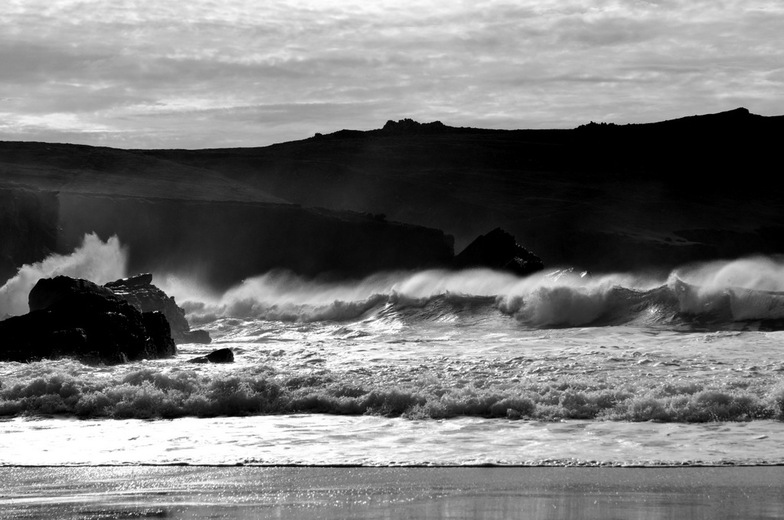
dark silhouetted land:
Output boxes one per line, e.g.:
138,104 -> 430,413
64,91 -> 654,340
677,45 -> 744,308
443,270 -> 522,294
2,107 -> 782,287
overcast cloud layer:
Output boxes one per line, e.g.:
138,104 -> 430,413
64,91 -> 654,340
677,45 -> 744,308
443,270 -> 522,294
1,0 -> 782,148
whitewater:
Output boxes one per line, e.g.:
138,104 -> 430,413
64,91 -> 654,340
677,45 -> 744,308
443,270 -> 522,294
1,235 -> 783,467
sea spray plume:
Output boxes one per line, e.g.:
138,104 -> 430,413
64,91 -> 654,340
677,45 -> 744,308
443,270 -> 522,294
159,270 -> 405,323
391,269 -> 519,299
160,268 -> 520,323
671,256 -> 784,321
673,256 -> 784,292
0,233 -> 127,317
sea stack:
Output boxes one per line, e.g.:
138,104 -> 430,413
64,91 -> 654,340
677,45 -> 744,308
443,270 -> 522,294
453,228 -> 544,276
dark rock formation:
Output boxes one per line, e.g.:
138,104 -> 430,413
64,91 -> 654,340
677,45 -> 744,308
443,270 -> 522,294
28,276 -> 118,312
453,228 -> 544,276
142,311 -> 178,357
381,119 -> 449,134
105,273 -> 211,344
0,276 -> 175,363
188,348 -> 234,364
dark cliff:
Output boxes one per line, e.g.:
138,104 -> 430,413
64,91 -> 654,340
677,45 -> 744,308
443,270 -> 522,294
58,194 -> 453,290
2,107 -> 783,282
0,189 -> 453,291
0,188 -> 59,284
139,108 -> 784,273
0,138 -> 454,289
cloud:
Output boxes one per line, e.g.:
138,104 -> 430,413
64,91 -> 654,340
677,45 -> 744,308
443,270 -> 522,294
0,0 -> 782,147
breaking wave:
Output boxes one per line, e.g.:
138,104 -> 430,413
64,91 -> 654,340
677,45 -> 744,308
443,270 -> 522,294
161,257 -> 784,330
3,234 -> 782,329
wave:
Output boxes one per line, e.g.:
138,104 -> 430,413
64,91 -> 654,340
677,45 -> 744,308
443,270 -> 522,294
161,269 -> 519,325
4,235 -> 784,330
161,258 -> 784,330
1,362 -> 782,422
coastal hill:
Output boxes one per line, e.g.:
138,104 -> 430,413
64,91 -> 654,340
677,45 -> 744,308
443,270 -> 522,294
140,107 -> 784,273
0,141 -> 453,289
2,107 -> 782,288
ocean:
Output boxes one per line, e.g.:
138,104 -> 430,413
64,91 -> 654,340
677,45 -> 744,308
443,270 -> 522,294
1,236 -> 783,469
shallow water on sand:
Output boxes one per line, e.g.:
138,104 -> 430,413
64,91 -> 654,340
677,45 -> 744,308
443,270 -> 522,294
2,466 -> 784,520
3,415 -> 784,467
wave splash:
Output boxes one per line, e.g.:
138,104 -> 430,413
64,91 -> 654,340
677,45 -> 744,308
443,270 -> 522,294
162,256 -> 784,329
0,233 -> 127,318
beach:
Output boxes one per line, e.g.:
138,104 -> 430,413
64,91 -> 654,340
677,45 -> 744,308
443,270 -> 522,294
3,465 -> 784,519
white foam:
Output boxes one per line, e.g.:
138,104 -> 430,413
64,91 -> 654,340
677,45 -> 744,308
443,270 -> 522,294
0,233 -> 127,317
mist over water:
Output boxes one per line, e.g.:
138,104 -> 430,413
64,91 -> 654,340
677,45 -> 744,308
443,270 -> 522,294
674,256 -> 784,293
0,233 -> 127,317
160,268 -> 521,324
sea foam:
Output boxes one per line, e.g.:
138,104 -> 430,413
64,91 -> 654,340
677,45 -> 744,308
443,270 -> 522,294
1,359 -> 782,422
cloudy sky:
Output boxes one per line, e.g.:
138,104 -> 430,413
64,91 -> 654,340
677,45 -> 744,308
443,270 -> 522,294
1,0 -> 782,148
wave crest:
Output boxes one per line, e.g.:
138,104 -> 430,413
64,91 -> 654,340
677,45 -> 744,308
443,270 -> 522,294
161,258 -> 784,329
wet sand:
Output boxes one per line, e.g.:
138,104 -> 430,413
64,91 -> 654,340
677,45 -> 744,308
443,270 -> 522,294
2,465 -> 783,519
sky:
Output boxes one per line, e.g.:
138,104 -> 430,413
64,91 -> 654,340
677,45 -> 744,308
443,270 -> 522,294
1,0 -> 782,149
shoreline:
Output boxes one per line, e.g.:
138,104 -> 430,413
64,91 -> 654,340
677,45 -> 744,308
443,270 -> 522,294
2,465 -> 783,519
3,461 -> 784,468
4,415 -> 784,467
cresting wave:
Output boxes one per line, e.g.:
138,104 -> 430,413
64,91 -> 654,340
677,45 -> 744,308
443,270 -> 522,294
161,258 -> 784,329
2,234 -> 782,329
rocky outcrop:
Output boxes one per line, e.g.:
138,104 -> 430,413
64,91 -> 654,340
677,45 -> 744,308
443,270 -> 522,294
0,276 -> 176,363
105,273 -> 211,344
453,228 -> 544,276
381,119 -> 450,134
188,348 -> 234,364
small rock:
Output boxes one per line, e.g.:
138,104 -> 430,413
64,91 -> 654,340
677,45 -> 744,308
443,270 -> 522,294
188,348 -> 234,364
453,227 -> 543,276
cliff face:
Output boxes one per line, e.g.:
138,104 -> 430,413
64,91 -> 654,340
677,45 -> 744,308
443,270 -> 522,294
0,138 -> 454,289
139,108 -> 784,273
0,187 -> 453,290
0,188 -> 59,284
58,194 -> 454,289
